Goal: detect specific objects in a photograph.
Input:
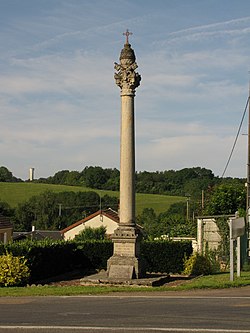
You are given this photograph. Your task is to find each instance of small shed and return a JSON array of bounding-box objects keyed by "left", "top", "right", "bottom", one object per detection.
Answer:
[
  {"left": 61, "top": 208, "right": 119, "bottom": 241},
  {"left": 0, "top": 214, "right": 13, "bottom": 244}
]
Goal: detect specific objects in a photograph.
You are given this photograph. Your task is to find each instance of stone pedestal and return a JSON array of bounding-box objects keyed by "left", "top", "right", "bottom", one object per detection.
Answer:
[
  {"left": 107, "top": 33, "right": 144, "bottom": 280},
  {"left": 107, "top": 226, "right": 145, "bottom": 279}
]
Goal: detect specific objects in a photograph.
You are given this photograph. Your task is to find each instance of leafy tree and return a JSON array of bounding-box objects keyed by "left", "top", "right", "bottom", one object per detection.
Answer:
[
  {"left": 0, "top": 201, "right": 14, "bottom": 217},
  {"left": 100, "top": 194, "right": 119, "bottom": 211},
  {"left": 0, "top": 166, "right": 13, "bottom": 182},
  {"left": 137, "top": 202, "right": 197, "bottom": 240},
  {"left": 74, "top": 226, "right": 106, "bottom": 241},
  {"left": 136, "top": 208, "right": 160, "bottom": 239},
  {"left": 14, "top": 201, "right": 36, "bottom": 231},
  {"left": 14, "top": 190, "right": 118, "bottom": 232},
  {"left": 159, "top": 202, "right": 197, "bottom": 237},
  {"left": 205, "top": 184, "right": 246, "bottom": 215},
  {"left": 102, "top": 168, "right": 120, "bottom": 191},
  {"left": 82, "top": 166, "right": 109, "bottom": 189},
  {"left": 65, "top": 171, "right": 84, "bottom": 186}
]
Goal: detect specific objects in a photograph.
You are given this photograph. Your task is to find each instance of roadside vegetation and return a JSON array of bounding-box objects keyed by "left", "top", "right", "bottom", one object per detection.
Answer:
[
  {"left": 0, "top": 165, "right": 249, "bottom": 296},
  {"left": 0, "top": 272, "right": 250, "bottom": 297}
]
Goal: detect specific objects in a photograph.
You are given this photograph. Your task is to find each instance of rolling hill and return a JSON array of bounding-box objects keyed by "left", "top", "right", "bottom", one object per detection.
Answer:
[{"left": 0, "top": 182, "right": 185, "bottom": 215}]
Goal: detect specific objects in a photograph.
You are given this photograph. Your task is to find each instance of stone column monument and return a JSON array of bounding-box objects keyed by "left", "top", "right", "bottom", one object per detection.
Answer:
[{"left": 107, "top": 30, "right": 144, "bottom": 279}]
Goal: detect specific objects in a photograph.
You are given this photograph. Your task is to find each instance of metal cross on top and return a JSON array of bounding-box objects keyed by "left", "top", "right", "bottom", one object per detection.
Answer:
[{"left": 123, "top": 29, "right": 132, "bottom": 44}]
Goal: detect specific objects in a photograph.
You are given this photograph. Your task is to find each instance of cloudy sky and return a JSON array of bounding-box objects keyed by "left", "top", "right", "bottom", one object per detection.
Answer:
[{"left": 1, "top": 0, "right": 250, "bottom": 180}]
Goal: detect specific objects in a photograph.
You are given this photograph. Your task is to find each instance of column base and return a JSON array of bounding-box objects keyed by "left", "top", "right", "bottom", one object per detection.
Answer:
[{"left": 107, "top": 225, "right": 145, "bottom": 279}]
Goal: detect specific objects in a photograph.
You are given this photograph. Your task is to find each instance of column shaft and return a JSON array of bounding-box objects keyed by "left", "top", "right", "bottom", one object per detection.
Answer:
[{"left": 119, "top": 94, "right": 135, "bottom": 226}]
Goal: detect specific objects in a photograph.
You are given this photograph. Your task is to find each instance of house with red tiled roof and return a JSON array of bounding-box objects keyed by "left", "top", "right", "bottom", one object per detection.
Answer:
[
  {"left": 0, "top": 214, "right": 13, "bottom": 244},
  {"left": 61, "top": 208, "right": 119, "bottom": 241}
]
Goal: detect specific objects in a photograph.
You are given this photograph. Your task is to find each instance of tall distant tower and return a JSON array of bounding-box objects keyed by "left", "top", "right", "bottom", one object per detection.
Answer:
[
  {"left": 29, "top": 168, "right": 35, "bottom": 181},
  {"left": 107, "top": 30, "right": 144, "bottom": 279}
]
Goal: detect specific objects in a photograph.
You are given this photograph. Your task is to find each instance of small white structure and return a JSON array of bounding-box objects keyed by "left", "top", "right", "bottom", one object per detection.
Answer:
[
  {"left": 29, "top": 168, "right": 35, "bottom": 181},
  {"left": 61, "top": 208, "right": 119, "bottom": 241}
]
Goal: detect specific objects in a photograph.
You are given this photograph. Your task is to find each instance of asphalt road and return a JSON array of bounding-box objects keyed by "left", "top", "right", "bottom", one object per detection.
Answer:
[{"left": 0, "top": 288, "right": 250, "bottom": 333}]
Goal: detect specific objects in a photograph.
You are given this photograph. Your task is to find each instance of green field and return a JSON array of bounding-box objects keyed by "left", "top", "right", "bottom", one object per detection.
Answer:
[{"left": 0, "top": 182, "right": 185, "bottom": 215}]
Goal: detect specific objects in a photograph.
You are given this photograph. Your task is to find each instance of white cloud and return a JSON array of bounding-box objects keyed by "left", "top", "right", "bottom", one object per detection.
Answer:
[
  {"left": 137, "top": 132, "right": 247, "bottom": 178},
  {"left": 159, "top": 16, "right": 250, "bottom": 45}
]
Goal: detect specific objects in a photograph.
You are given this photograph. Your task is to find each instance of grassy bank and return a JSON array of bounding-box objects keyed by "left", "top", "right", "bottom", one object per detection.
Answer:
[
  {"left": 0, "top": 272, "right": 249, "bottom": 297},
  {"left": 0, "top": 182, "right": 185, "bottom": 215}
]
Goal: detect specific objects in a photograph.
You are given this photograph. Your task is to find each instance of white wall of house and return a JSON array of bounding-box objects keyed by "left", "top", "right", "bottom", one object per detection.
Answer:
[
  {"left": 197, "top": 218, "right": 221, "bottom": 254},
  {"left": 63, "top": 214, "right": 118, "bottom": 241}
]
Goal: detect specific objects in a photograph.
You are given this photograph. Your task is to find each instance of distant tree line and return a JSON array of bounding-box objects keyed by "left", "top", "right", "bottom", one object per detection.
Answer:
[
  {"left": 35, "top": 165, "right": 245, "bottom": 200},
  {"left": 37, "top": 166, "right": 120, "bottom": 191},
  {"left": 1, "top": 165, "right": 245, "bottom": 200},
  {"left": 0, "top": 166, "right": 247, "bottom": 238}
]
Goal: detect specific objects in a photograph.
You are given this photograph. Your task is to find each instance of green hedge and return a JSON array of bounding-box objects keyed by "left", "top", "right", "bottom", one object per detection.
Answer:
[
  {"left": 141, "top": 240, "right": 192, "bottom": 273},
  {"left": 0, "top": 239, "right": 192, "bottom": 283},
  {"left": 0, "top": 240, "right": 91, "bottom": 282}
]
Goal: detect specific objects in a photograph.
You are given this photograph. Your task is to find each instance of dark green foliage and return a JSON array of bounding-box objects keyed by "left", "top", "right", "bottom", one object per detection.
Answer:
[
  {"left": 14, "top": 190, "right": 118, "bottom": 232},
  {"left": 158, "top": 203, "right": 197, "bottom": 237},
  {"left": 0, "top": 240, "right": 113, "bottom": 282},
  {"left": 82, "top": 166, "right": 109, "bottom": 189},
  {"left": 141, "top": 240, "right": 193, "bottom": 273},
  {"left": 0, "top": 166, "right": 22, "bottom": 182},
  {"left": 205, "top": 184, "right": 246, "bottom": 215},
  {"left": 34, "top": 166, "right": 240, "bottom": 199},
  {"left": 75, "top": 240, "right": 113, "bottom": 270},
  {"left": 0, "top": 201, "right": 14, "bottom": 218},
  {"left": 75, "top": 226, "right": 107, "bottom": 241},
  {"left": 136, "top": 167, "right": 217, "bottom": 197},
  {"left": 39, "top": 166, "right": 120, "bottom": 190},
  {"left": 0, "top": 239, "right": 91, "bottom": 283},
  {"left": 216, "top": 216, "right": 230, "bottom": 259},
  {"left": 0, "top": 239, "right": 192, "bottom": 282},
  {"left": 183, "top": 253, "right": 212, "bottom": 276},
  {"left": 100, "top": 194, "right": 119, "bottom": 210},
  {"left": 137, "top": 206, "right": 197, "bottom": 239},
  {"left": 81, "top": 166, "right": 120, "bottom": 190},
  {"left": 0, "top": 166, "right": 13, "bottom": 182},
  {"left": 136, "top": 208, "right": 160, "bottom": 239},
  {"left": 44, "top": 170, "right": 84, "bottom": 186}
]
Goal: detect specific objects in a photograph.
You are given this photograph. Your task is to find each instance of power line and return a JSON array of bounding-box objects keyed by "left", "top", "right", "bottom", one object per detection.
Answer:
[{"left": 221, "top": 96, "right": 249, "bottom": 178}]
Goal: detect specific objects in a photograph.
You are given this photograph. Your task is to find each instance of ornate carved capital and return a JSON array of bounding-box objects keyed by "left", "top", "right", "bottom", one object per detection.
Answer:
[
  {"left": 114, "top": 42, "right": 141, "bottom": 95},
  {"left": 114, "top": 62, "right": 141, "bottom": 95}
]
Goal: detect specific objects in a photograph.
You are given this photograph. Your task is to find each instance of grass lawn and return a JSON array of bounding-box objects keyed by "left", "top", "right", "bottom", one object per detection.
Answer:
[
  {"left": 0, "top": 182, "right": 185, "bottom": 215},
  {"left": 0, "top": 272, "right": 249, "bottom": 297}
]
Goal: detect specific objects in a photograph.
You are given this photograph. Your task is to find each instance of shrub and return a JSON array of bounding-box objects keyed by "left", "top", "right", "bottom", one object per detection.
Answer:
[
  {"left": 0, "top": 253, "right": 30, "bottom": 287},
  {"left": 0, "top": 239, "right": 192, "bottom": 282},
  {"left": 75, "top": 240, "right": 113, "bottom": 269},
  {"left": 75, "top": 226, "right": 107, "bottom": 241},
  {"left": 183, "top": 253, "right": 212, "bottom": 276},
  {"left": 242, "top": 260, "right": 250, "bottom": 272},
  {"left": 1, "top": 239, "right": 91, "bottom": 283},
  {"left": 141, "top": 240, "right": 193, "bottom": 273}
]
